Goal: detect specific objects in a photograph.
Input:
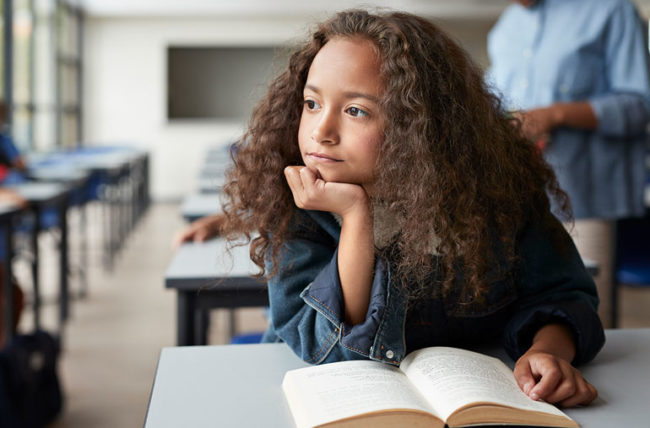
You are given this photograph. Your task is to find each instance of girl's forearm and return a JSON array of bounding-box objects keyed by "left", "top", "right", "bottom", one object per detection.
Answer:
[
  {"left": 338, "top": 202, "right": 375, "bottom": 326},
  {"left": 528, "top": 323, "right": 577, "bottom": 363}
]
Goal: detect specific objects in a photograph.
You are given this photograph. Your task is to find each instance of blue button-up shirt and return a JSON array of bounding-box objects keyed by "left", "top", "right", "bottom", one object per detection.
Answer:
[{"left": 488, "top": 0, "right": 650, "bottom": 219}]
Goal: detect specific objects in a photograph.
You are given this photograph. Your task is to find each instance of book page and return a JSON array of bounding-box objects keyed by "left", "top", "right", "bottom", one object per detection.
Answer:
[
  {"left": 282, "top": 360, "right": 436, "bottom": 428},
  {"left": 400, "top": 347, "right": 569, "bottom": 422}
]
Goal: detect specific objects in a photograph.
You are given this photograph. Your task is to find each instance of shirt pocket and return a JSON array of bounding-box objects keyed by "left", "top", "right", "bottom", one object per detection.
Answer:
[{"left": 555, "top": 51, "right": 603, "bottom": 100}]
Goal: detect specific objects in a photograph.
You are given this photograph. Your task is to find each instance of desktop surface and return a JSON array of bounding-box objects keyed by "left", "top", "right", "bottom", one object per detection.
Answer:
[{"left": 145, "top": 328, "right": 650, "bottom": 428}]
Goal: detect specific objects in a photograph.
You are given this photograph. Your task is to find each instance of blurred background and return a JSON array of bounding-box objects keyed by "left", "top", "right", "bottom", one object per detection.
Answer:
[{"left": 1, "top": 0, "right": 649, "bottom": 427}]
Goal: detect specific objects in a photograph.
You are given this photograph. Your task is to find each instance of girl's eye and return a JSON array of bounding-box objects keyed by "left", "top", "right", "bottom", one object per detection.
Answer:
[
  {"left": 346, "top": 106, "right": 368, "bottom": 118},
  {"left": 304, "top": 99, "right": 320, "bottom": 110}
]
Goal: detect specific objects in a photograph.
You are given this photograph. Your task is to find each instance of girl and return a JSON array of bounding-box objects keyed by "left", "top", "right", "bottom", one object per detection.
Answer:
[{"left": 222, "top": 10, "right": 604, "bottom": 407}]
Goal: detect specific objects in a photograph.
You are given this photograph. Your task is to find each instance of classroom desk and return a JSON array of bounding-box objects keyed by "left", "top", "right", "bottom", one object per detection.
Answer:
[
  {"left": 199, "top": 162, "right": 228, "bottom": 176},
  {"left": 5, "top": 182, "right": 71, "bottom": 331},
  {"left": 76, "top": 153, "right": 134, "bottom": 270},
  {"left": 27, "top": 166, "right": 92, "bottom": 296},
  {"left": 166, "top": 237, "right": 600, "bottom": 347},
  {"left": 204, "top": 148, "right": 232, "bottom": 164},
  {"left": 165, "top": 238, "right": 266, "bottom": 346},
  {"left": 583, "top": 258, "right": 598, "bottom": 277},
  {"left": 26, "top": 165, "right": 91, "bottom": 186},
  {"left": 197, "top": 174, "right": 226, "bottom": 194},
  {"left": 27, "top": 149, "right": 151, "bottom": 270},
  {"left": 179, "top": 193, "right": 221, "bottom": 223},
  {"left": 196, "top": 150, "right": 229, "bottom": 193},
  {"left": 145, "top": 328, "right": 650, "bottom": 428},
  {"left": 0, "top": 202, "right": 26, "bottom": 343}
]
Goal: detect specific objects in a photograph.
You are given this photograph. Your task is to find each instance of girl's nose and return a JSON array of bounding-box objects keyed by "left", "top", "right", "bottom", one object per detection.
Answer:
[{"left": 312, "top": 111, "right": 338, "bottom": 145}]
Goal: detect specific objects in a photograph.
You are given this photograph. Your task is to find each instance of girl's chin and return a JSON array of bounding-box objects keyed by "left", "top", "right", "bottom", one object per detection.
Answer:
[{"left": 315, "top": 171, "right": 345, "bottom": 183}]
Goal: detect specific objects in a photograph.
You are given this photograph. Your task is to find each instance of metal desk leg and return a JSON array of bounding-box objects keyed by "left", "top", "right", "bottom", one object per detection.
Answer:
[
  {"left": 229, "top": 309, "right": 236, "bottom": 340},
  {"left": 196, "top": 310, "right": 209, "bottom": 346},
  {"left": 59, "top": 198, "right": 70, "bottom": 326},
  {"left": 102, "top": 180, "right": 115, "bottom": 271},
  {"left": 611, "top": 222, "right": 619, "bottom": 329},
  {"left": 177, "top": 291, "right": 196, "bottom": 346},
  {"left": 2, "top": 224, "right": 15, "bottom": 343},
  {"left": 31, "top": 209, "right": 41, "bottom": 331},
  {"left": 79, "top": 202, "right": 88, "bottom": 298}
]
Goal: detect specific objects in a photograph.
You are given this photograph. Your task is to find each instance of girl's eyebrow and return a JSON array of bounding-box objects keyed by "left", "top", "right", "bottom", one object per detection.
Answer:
[{"left": 304, "top": 84, "right": 379, "bottom": 104}]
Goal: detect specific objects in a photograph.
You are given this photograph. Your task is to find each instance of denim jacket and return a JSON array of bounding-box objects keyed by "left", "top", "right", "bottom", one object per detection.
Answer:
[{"left": 262, "top": 209, "right": 605, "bottom": 367}]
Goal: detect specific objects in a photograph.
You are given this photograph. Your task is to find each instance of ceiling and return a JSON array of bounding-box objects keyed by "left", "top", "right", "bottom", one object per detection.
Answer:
[{"left": 79, "top": 0, "right": 512, "bottom": 19}]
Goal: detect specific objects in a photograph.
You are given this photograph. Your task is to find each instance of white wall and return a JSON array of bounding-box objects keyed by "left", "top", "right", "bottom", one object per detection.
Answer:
[
  {"left": 83, "top": 15, "right": 312, "bottom": 200},
  {"left": 83, "top": 14, "right": 496, "bottom": 200}
]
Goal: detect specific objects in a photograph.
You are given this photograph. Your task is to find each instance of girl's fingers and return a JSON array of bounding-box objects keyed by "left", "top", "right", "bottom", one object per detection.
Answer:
[
  {"left": 284, "top": 166, "right": 304, "bottom": 194},
  {"left": 513, "top": 360, "right": 536, "bottom": 396},
  {"left": 516, "top": 352, "right": 597, "bottom": 407},
  {"left": 299, "top": 165, "right": 317, "bottom": 181},
  {"left": 300, "top": 167, "right": 324, "bottom": 198},
  {"left": 528, "top": 358, "right": 562, "bottom": 401},
  {"left": 285, "top": 166, "right": 322, "bottom": 209},
  {"left": 557, "top": 377, "right": 598, "bottom": 408},
  {"left": 542, "top": 368, "right": 577, "bottom": 404}
]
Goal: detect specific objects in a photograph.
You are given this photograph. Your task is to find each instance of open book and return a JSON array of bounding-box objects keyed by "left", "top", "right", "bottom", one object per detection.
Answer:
[{"left": 282, "top": 347, "right": 578, "bottom": 428}]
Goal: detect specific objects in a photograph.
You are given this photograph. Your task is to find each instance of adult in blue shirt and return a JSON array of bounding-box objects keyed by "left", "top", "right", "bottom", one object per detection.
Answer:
[{"left": 487, "top": 0, "right": 650, "bottom": 328}]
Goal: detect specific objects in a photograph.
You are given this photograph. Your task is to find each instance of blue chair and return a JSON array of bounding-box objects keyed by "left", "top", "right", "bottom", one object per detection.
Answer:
[
  {"left": 612, "top": 211, "right": 650, "bottom": 328},
  {"left": 229, "top": 331, "right": 265, "bottom": 345}
]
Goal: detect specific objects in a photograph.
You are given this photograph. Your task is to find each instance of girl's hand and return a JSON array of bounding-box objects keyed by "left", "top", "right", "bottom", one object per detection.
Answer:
[
  {"left": 284, "top": 166, "right": 368, "bottom": 217},
  {"left": 514, "top": 350, "right": 598, "bottom": 407}
]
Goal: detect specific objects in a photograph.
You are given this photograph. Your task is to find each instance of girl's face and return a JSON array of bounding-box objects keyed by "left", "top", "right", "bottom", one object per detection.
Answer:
[{"left": 298, "top": 37, "right": 384, "bottom": 193}]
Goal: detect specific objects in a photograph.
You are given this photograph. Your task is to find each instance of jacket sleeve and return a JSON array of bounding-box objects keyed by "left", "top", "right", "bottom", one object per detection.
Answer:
[
  {"left": 265, "top": 210, "right": 400, "bottom": 365},
  {"left": 589, "top": 1, "right": 650, "bottom": 138},
  {"left": 503, "top": 217, "right": 605, "bottom": 366}
]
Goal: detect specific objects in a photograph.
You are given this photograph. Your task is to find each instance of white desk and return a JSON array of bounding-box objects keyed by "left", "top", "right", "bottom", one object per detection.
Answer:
[
  {"left": 145, "top": 328, "right": 650, "bottom": 428},
  {"left": 179, "top": 193, "right": 222, "bottom": 222},
  {"left": 165, "top": 238, "right": 266, "bottom": 345}
]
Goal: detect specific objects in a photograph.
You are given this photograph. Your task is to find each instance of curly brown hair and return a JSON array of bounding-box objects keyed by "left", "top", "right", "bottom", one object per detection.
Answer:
[{"left": 222, "top": 9, "right": 571, "bottom": 303}]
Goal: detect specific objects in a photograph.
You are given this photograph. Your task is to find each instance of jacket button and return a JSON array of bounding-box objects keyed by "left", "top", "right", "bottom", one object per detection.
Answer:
[{"left": 385, "top": 350, "right": 394, "bottom": 359}]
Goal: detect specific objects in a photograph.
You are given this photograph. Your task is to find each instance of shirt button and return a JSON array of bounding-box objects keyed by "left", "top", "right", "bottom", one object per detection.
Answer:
[
  {"left": 520, "top": 79, "right": 529, "bottom": 89},
  {"left": 559, "top": 84, "right": 570, "bottom": 94},
  {"left": 523, "top": 48, "right": 532, "bottom": 58},
  {"left": 385, "top": 350, "right": 395, "bottom": 359}
]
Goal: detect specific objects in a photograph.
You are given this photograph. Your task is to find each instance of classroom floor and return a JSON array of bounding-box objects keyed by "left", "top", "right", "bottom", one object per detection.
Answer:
[{"left": 14, "top": 202, "right": 650, "bottom": 427}]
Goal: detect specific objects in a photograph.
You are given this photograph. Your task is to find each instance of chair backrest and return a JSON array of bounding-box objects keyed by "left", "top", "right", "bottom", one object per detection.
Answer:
[{"left": 615, "top": 213, "right": 650, "bottom": 286}]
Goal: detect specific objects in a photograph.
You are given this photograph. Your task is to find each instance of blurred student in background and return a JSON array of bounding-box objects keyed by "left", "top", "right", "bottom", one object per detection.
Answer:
[
  {"left": 0, "top": 100, "right": 27, "bottom": 347},
  {"left": 487, "top": 0, "right": 650, "bottom": 327},
  {"left": 0, "top": 101, "right": 27, "bottom": 184}
]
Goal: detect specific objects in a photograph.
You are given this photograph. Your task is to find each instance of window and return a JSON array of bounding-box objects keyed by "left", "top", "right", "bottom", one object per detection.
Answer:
[
  {"left": 56, "top": 0, "right": 82, "bottom": 148},
  {"left": 12, "top": 0, "right": 34, "bottom": 151},
  {"left": 1, "top": 0, "right": 82, "bottom": 151}
]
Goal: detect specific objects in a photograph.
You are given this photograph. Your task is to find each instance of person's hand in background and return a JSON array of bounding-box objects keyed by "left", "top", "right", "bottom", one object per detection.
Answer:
[
  {"left": 172, "top": 213, "right": 226, "bottom": 249},
  {"left": 516, "top": 102, "right": 598, "bottom": 149},
  {"left": 0, "top": 188, "right": 28, "bottom": 208}
]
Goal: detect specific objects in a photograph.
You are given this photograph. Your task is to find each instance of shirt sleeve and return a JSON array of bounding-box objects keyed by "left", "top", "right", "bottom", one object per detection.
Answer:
[
  {"left": 589, "top": 1, "right": 650, "bottom": 137},
  {"left": 265, "top": 210, "right": 395, "bottom": 365},
  {"left": 0, "top": 134, "right": 21, "bottom": 163},
  {"left": 503, "top": 216, "right": 605, "bottom": 366}
]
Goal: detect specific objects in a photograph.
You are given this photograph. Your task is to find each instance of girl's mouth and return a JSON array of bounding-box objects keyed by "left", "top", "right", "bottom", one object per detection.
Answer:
[{"left": 306, "top": 152, "right": 343, "bottom": 163}]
